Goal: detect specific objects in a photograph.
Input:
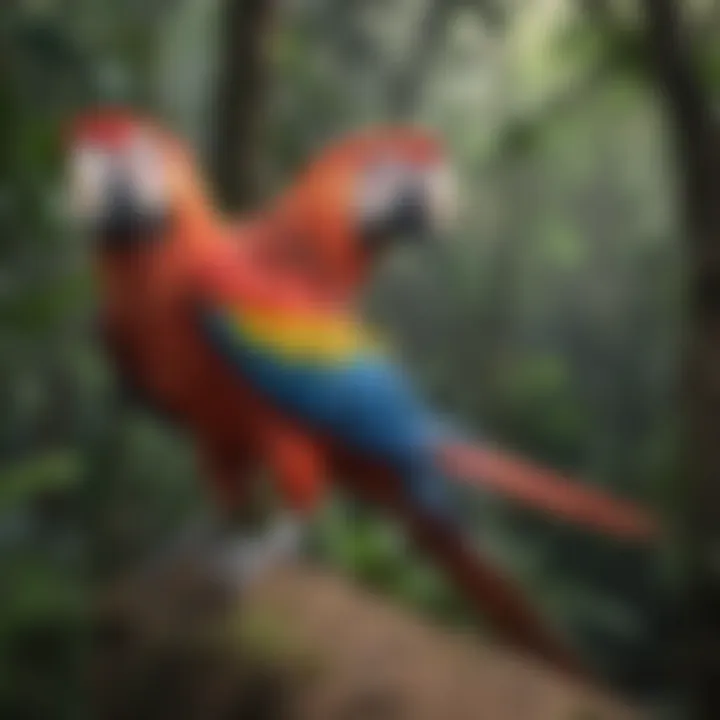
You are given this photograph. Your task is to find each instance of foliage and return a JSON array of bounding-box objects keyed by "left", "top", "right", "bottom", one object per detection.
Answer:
[{"left": 2, "top": 0, "right": 714, "bottom": 715}]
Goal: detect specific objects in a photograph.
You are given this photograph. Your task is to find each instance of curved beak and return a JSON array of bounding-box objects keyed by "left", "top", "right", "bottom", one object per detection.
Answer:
[
  {"left": 96, "top": 170, "right": 169, "bottom": 246},
  {"left": 357, "top": 161, "right": 459, "bottom": 249},
  {"left": 68, "top": 145, "right": 170, "bottom": 248}
]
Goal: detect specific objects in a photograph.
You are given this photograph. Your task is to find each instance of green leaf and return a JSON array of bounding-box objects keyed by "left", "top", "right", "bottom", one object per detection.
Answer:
[
  {"left": 0, "top": 271, "right": 92, "bottom": 332},
  {"left": 0, "top": 450, "right": 83, "bottom": 513}
]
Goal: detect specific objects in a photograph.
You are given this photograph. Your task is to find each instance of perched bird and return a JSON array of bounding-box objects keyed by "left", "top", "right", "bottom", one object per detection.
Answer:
[
  {"left": 67, "top": 109, "right": 655, "bottom": 678},
  {"left": 239, "top": 126, "right": 658, "bottom": 541},
  {"left": 240, "top": 127, "right": 456, "bottom": 303}
]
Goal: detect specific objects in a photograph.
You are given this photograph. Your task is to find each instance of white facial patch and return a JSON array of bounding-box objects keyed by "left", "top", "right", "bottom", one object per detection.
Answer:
[
  {"left": 68, "top": 144, "right": 112, "bottom": 222},
  {"left": 355, "top": 158, "right": 459, "bottom": 241},
  {"left": 125, "top": 132, "right": 168, "bottom": 214},
  {"left": 67, "top": 131, "right": 169, "bottom": 227},
  {"left": 356, "top": 161, "right": 413, "bottom": 225}
]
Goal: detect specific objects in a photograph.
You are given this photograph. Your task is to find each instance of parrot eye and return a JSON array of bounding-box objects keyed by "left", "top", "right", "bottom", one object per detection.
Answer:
[
  {"left": 69, "top": 144, "right": 111, "bottom": 221},
  {"left": 356, "top": 160, "right": 428, "bottom": 246},
  {"left": 67, "top": 131, "right": 172, "bottom": 246},
  {"left": 357, "top": 161, "right": 415, "bottom": 221},
  {"left": 126, "top": 132, "right": 168, "bottom": 213},
  {"left": 356, "top": 158, "right": 459, "bottom": 248}
]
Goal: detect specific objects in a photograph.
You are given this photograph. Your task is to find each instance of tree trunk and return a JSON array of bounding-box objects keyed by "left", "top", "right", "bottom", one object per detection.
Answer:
[
  {"left": 385, "top": 0, "right": 457, "bottom": 121},
  {"left": 640, "top": 1, "right": 720, "bottom": 716},
  {"left": 210, "top": 0, "right": 273, "bottom": 212}
]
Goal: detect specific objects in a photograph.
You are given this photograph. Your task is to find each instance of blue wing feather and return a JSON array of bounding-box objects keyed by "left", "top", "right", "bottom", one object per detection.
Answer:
[{"left": 199, "top": 307, "right": 454, "bottom": 517}]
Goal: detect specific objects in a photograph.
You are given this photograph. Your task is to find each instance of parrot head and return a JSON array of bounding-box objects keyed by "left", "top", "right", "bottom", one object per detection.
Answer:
[
  {"left": 352, "top": 139, "right": 459, "bottom": 249},
  {"left": 66, "top": 108, "right": 208, "bottom": 249},
  {"left": 266, "top": 129, "right": 459, "bottom": 294}
]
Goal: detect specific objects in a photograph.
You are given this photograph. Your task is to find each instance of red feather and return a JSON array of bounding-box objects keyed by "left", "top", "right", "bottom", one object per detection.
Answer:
[
  {"left": 83, "top": 112, "right": 653, "bottom": 680},
  {"left": 332, "top": 450, "right": 590, "bottom": 679},
  {"left": 439, "top": 441, "right": 658, "bottom": 541}
]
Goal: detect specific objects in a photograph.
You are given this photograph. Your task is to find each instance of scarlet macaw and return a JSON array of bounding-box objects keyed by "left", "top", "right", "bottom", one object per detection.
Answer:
[
  {"left": 67, "top": 109, "right": 654, "bottom": 677},
  {"left": 236, "top": 126, "right": 657, "bottom": 540},
  {"left": 239, "top": 127, "right": 456, "bottom": 303}
]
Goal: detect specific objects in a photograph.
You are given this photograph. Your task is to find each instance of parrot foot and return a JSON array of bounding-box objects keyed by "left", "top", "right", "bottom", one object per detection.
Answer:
[
  {"left": 213, "top": 514, "right": 305, "bottom": 591},
  {"left": 136, "top": 514, "right": 305, "bottom": 593}
]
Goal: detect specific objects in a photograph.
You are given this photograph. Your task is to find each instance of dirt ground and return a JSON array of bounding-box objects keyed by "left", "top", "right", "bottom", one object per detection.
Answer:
[
  {"left": 243, "top": 566, "right": 640, "bottom": 720},
  {"left": 95, "top": 562, "right": 643, "bottom": 720}
]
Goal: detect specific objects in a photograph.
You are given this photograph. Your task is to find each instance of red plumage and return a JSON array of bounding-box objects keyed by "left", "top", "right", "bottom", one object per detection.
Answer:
[{"left": 71, "top": 110, "right": 656, "bottom": 680}]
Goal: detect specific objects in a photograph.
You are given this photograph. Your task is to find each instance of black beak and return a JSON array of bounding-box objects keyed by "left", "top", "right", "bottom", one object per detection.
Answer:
[
  {"left": 358, "top": 173, "right": 431, "bottom": 250},
  {"left": 96, "top": 172, "right": 169, "bottom": 248}
]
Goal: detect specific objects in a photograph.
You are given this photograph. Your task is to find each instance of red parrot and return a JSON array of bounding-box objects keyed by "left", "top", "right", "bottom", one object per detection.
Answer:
[
  {"left": 236, "top": 127, "right": 658, "bottom": 541},
  {"left": 67, "top": 109, "right": 653, "bottom": 678},
  {"left": 240, "top": 127, "right": 455, "bottom": 302}
]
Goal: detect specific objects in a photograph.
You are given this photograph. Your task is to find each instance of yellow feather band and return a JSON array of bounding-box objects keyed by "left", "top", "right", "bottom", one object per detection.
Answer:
[{"left": 231, "top": 308, "right": 386, "bottom": 364}]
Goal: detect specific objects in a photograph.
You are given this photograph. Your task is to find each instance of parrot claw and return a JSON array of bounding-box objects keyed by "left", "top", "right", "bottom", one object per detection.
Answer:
[
  {"left": 135, "top": 514, "right": 304, "bottom": 593},
  {"left": 212, "top": 514, "right": 305, "bottom": 590}
]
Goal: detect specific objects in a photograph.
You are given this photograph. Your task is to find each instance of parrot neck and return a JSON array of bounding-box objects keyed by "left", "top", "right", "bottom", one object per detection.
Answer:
[
  {"left": 94, "top": 188, "right": 225, "bottom": 311},
  {"left": 164, "top": 144, "right": 228, "bottom": 251},
  {"left": 171, "top": 190, "right": 225, "bottom": 250}
]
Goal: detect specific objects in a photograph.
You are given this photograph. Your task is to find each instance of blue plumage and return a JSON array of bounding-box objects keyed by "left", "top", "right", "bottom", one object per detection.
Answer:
[{"left": 199, "top": 309, "right": 455, "bottom": 517}]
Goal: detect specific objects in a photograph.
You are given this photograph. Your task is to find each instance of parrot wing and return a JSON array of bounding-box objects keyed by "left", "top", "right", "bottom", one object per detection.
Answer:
[
  {"left": 192, "top": 247, "right": 659, "bottom": 542},
  {"left": 193, "top": 246, "right": 436, "bottom": 473}
]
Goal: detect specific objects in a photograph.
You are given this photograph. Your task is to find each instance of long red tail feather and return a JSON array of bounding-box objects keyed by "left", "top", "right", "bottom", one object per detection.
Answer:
[
  {"left": 404, "top": 504, "right": 592, "bottom": 680},
  {"left": 336, "top": 455, "right": 593, "bottom": 680},
  {"left": 439, "top": 441, "right": 658, "bottom": 542}
]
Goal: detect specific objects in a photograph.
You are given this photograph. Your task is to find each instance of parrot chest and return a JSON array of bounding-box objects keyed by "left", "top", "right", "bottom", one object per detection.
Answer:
[
  {"left": 99, "top": 248, "right": 266, "bottom": 444},
  {"left": 106, "top": 297, "right": 266, "bottom": 450},
  {"left": 104, "top": 292, "right": 214, "bottom": 420}
]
